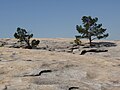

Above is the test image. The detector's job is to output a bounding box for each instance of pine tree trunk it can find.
[24,39,32,49]
[26,40,32,49]
[89,37,92,46]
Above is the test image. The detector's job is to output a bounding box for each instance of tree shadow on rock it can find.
[92,41,117,47]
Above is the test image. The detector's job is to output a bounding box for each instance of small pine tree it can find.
[14,27,40,49]
[76,16,109,46]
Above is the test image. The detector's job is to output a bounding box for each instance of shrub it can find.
[74,37,81,45]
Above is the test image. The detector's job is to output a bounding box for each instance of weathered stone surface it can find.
[0,38,120,90]
[0,41,6,47]
[72,49,80,54]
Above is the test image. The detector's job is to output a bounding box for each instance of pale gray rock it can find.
[0,38,120,90]
[72,49,80,54]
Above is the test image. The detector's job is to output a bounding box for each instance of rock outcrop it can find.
[0,38,120,90]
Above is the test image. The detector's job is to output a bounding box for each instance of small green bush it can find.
[74,37,81,45]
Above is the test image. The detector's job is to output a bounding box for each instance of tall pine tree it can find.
[76,16,109,46]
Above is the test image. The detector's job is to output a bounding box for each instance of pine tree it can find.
[76,16,109,46]
[14,27,40,49]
